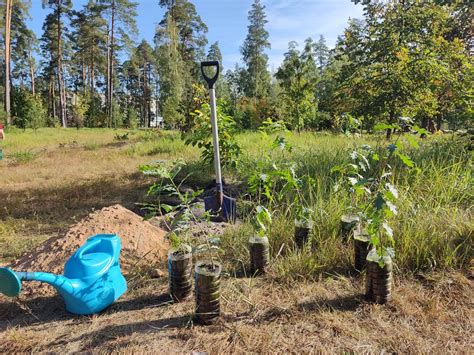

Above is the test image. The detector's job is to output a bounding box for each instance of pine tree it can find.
[11,27,37,95]
[207,41,229,99]
[70,1,108,96]
[313,35,330,74]
[207,42,223,70]
[241,0,271,100]
[155,13,185,129]
[3,0,13,123]
[134,40,156,127]
[156,0,208,130]
[42,0,72,128]
[98,0,138,127]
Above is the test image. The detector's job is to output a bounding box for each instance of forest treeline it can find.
[0,0,472,133]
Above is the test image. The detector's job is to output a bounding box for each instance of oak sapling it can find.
[167,233,193,302]
[294,206,314,249]
[334,120,424,303]
[249,205,272,275]
[193,237,223,324]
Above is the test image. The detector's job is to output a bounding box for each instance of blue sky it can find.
[27,0,363,71]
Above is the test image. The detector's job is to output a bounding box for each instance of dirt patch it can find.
[9,204,169,296]
[149,201,237,244]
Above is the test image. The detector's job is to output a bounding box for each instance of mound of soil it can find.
[9,204,169,296]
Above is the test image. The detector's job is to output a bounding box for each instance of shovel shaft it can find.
[209,88,223,194]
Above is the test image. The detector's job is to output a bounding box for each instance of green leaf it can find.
[387,144,397,153]
[396,152,415,168]
[412,125,428,135]
[374,193,385,210]
[367,249,381,263]
[160,204,174,213]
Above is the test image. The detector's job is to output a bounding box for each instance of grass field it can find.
[0,128,472,352]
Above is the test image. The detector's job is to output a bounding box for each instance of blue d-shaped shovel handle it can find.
[201,61,220,89]
[0,267,22,297]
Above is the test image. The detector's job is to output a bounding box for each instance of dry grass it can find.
[0,128,197,264]
[0,271,472,353]
[0,128,472,352]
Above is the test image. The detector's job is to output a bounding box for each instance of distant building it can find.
[150,115,164,128]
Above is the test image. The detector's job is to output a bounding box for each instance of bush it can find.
[12,89,46,130]
[184,102,241,168]
[71,94,89,129]
[111,101,123,128]
[124,107,138,129]
[0,108,7,125]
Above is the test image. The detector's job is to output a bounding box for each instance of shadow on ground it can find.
[0,172,150,235]
[69,314,192,351]
[0,295,70,331]
[297,293,364,312]
[0,291,175,332]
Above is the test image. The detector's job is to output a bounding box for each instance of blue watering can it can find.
[0,234,127,315]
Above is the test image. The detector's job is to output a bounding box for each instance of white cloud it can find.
[254,0,364,68]
[218,0,364,70]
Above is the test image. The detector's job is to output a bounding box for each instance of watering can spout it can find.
[0,268,75,299]
[16,272,76,296]
[17,272,75,295]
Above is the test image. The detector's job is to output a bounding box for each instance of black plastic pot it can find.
[365,255,393,304]
[194,260,222,324]
[340,214,360,242]
[168,245,193,302]
[353,229,370,272]
[294,220,313,249]
[249,236,269,275]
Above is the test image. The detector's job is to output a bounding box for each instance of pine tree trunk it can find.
[28,49,36,96]
[386,110,395,140]
[57,4,67,128]
[105,26,110,126]
[51,78,56,120]
[109,0,116,127]
[436,115,442,131]
[4,0,13,124]
[48,80,53,118]
[148,63,152,128]
[82,59,86,95]
[143,63,148,127]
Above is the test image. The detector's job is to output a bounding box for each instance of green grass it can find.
[0,128,472,275]
[216,132,473,278]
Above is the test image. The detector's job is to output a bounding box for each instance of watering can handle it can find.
[77,238,102,259]
[201,61,220,89]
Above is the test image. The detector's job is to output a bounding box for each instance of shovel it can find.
[201,61,236,223]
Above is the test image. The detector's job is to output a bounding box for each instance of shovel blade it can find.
[204,194,236,223]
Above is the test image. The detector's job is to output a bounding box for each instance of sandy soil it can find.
[8,205,169,296]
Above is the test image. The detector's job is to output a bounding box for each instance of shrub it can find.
[71,94,89,129]
[12,89,46,131]
[185,102,242,168]
[124,107,139,129]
